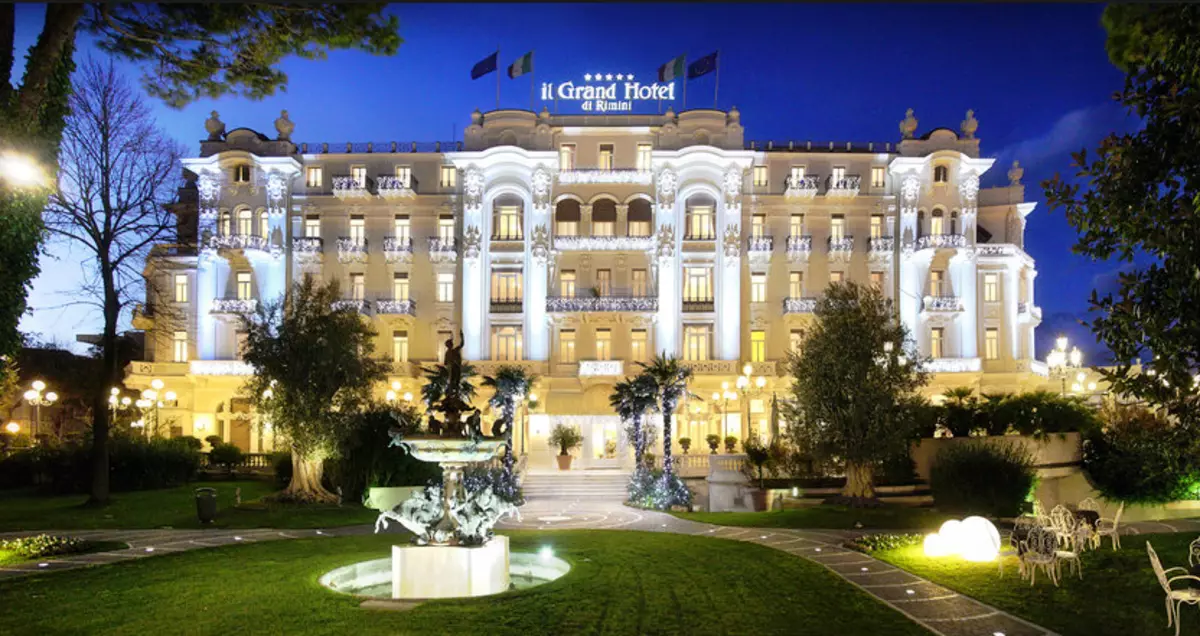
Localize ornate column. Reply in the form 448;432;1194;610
527;166;553;361
580;204;593;238
461;167;486;360
897;174;923;345
958;174;980;245
950;250;978;359
717;167;744;360
654;168;680;356
615;203;629;238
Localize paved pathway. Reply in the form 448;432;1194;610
3;501;1199;636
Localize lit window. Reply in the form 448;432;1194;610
751;214;766;238
220;211;231;236
172;331;188;362
306;167;323;188
559;144;576;171
438;216;455;242
237;208;252;236
350;273;365;301
870;215;884;240
304;216;321;238
789;329;804;354
751;330;766;362
631;269;648;297
636;143;653;171
830;271;844;284
494;205;523;240
233;164;251;183
437;273;454;303
870;271;885;290
350;165;367;185
934;165;949;183
871;166;886;189
631;329;648;362
984;273;999;302
931;327;944;358
259;211;269;239
831;166;846;186
440;166;457;189
789;214;804;237
595;328;612;361
393;273;409;300
753;165;769;188
931;209;945;235
789;165;806;185
437;331;452;363
592;215;615;237
393;330;409;363
751;273;767;303
684;267;712;302
349;215;366;244
394;216;411;243
492;326;523;361
985;328;1000;360
559;330;576;363
789;272;804;298
687;205;714;239
596;269;612;296
560;270;577;298
394;165;412;187
236;272;252;300
830;215;846;242
598;144;614;170
684;325;711;361
491;271;523;303
174;274;188;303
929;270;944;296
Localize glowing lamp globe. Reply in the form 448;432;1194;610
923;533;953;557
958;516;1001;562
937;519;965;553
5;422;19;434
32;380;46;392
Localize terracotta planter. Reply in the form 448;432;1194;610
556;454;573;471
749;489;769;512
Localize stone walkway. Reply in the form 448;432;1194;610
3;503;1200;636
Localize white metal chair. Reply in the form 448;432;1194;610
1021;526;1059;586
999;516;1038;578
1049;504;1078;548
1078;497;1100;513
1148;541;1200;636
1055;524;1089;580
1188;537;1200;568
1096;502;1125;550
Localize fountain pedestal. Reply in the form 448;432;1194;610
392;536;510;599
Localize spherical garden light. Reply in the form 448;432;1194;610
5;422;19;434
922;516;1001;562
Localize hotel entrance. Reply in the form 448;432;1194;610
526;414;632;472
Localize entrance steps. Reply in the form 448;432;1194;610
521;470;630;500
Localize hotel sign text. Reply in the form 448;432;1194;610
541;73;676;113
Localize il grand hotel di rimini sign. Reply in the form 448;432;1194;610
540;72;676;112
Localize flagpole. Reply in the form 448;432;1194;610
714;50;721;109
495;47;501;110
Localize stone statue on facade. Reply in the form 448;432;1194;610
274;110;294;141
1008;160;1024;186
899;108;918;139
961;109;978;139
205;111;225;141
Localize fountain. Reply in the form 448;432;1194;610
320;333;568;601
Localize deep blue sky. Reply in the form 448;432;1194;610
16;3;1133;361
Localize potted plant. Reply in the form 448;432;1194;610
679;437;692;454
724;435;739;453
742;436;774;511
706;433;721;454
548;423;583;470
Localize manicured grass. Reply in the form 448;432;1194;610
0;540;127;566
0;530;932;635
0;481;377;531
673;505;950;530
874;532;1197;636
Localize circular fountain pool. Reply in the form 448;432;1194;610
319;551;571;599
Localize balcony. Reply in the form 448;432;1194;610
376;175;417;198
784;175;819;198
206;233;272;253
557;169;653;185
825;175;861;198
925;357;982;373
337;237;369;264
578;360;626;377
131;303;154;330
471;360;546;377
490;300;523;313
332;175;372;199
683;229;716;241
211;298;257;315
375;299;416;316
1018;302;1043;322
546;296;658;313
869;236;894;260
428;237;457;263
682;298;715;313
332;299;370;314
915;233;967;251
292;237;323;260
827;235;853;260
553;235;655;251
922;295;964;313
783;297;817;314
747;235;773;254
786;235;813;262
383;236;413;263
680;360;739;375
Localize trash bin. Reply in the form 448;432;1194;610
195;487;218;524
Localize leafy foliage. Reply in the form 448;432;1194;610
636;355;693;477
927;388;1098;439
1043;5;1200;428
741;436;777;489
610;374;658;466
481;365;537;476
1082;401;1200;504
0;534;84;558
847;533;924;553
0;435;200;494
627;469;693;511
326;403;439;502
929;441;1036;517
548;423;583;456
208;443;244;473
420;360;477;409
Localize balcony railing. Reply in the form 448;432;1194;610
375;299;416;316
490;300;523;313
915;233;967;250
783;297;817;314
292;236;324;255
383;236;413;263
869;236;895;256
428;237;457;262
206;234;271;252
1018;303;1043;321
557;169;653;185
682;299;715;312
786;235;813;260
922;295;964;312
553;236;655;251
924;357;982;373
376;175;417;198
825;175;861;197
211;298;257;315
332;176;372;198
679;360;739;375
578;360;626;377
546;296;658;312
827;235;853;258
491;232;524;241
337;237;369;263
784;175;820;198
684;229;716;241
332;299;370;314
747;235;773;253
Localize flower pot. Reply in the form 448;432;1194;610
556;454;573;471
749;489;769;512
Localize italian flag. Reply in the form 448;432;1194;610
658;55;685;82
508;52;533;79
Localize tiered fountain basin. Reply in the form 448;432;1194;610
319;549;571;600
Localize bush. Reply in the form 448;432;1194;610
741;436;774;489
271;451;293;489
847;533;924;553
204;435;223;448
0;534;85;558
930;441;1035;517
208;443;244;473
1082;402;1199;504
723;435;738;453
175;436;203;451
0;436;200;494
462;464;523;506
627;468;693;510
326;405;441;502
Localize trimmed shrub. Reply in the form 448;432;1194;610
208;443;245;473
847;533;923;553
326;405;441;502
0;436;200;493
930;441;1035;517
1083;403;1198;504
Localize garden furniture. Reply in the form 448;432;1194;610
1049;505;1078;548
1054;524;1090;580
998;516;1038;578
1020;526;1060;587
1095;502;1125;550
1148;541;1200;636
1188;537;1200;568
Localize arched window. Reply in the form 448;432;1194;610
258;210;269;238
933;165;949;183
685;194;717;240
627;199;652;237
492;195;523;240
555;200;580;237
591;199;617;237
930;208;945;236
219;211;231;236
237;208;253;236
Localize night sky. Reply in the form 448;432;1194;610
15;3;1136;362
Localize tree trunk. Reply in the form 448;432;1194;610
842;461;876;500
87;264;120;506
661;411;674;477
502;402;515;478
276;452;338;504
631;414;644;466
15;3;83;122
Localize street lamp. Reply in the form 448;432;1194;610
1046;335;1083;396
0;150;48;189
23;380;57;439
731;364;768;441
5;422;19;435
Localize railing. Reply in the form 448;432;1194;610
684;230;716;241
825;175;861;196
151;244;199;258
375;299;416;316
783;297;817;314
337;237;369;263
672;453;710;478
557;169;653;185
299;141;463;154
578;360;625;377
428;237;456;259
682;299;715;312
746;140;894;153
332;299;370;314
784;175;820;198
292;237;323;254
747;360;780;377
786;235;812;259
491;232;524;241
200;451;273;470
471;360;546;376
332;175;372;198
915;233;967;250
747;235;773;252
376;175;417;197
922;295;964;312
869;236;894;255
924;357;982;373
189;360;253;376
546;296;657;312
680;360;738;375
383;237;413;262
553;236;655;251
827;235;854;256
490;300;523;313
210;298;257;315
206;234;271;252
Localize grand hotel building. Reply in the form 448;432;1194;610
128;107;1048;470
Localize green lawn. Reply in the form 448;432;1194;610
0;540;127;566
673;505;949;531
0;481;377;531
874;532;1197;636
0;530;932;635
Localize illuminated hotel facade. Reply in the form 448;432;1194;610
127;105;1048;470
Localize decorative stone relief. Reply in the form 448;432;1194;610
530;224;553;264
654;224;675;262
722;167;742;206
462;226;482;262
958;174;980;204
264;172;287;215
197;173;221;217
464;167;485;211
722;224;741;264
531;165;551;211
655;168;677;208
899;108;918;139
901;175;921;204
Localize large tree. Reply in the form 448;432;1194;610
782;282;928;502
43;58;182;504
242;276;389;503
609;374;658;469
1044;5;1200;427
636;355;692;478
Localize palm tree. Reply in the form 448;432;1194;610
420;361;478;411
482;365;538;475
610;374;658;468
637;354;693;477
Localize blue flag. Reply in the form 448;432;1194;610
471;51;498;80
687;51;719;79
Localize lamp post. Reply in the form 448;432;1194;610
108;387;135;424
22;380;58;440
732;363;768;442
138;378;175;437
1046;335;1083;396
